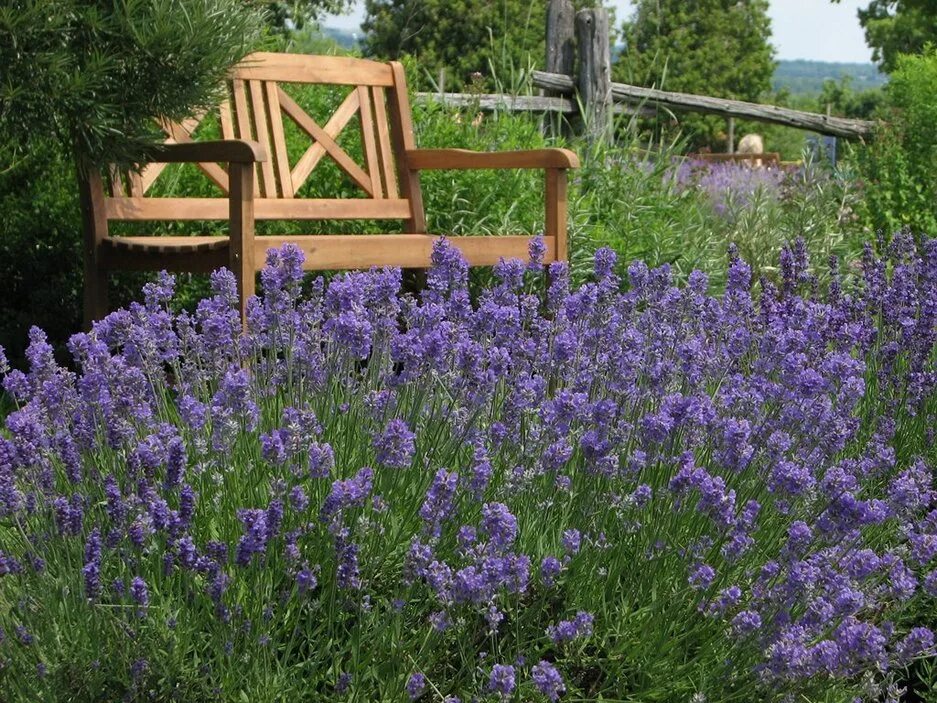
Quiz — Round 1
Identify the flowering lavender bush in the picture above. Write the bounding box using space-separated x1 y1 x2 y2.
672 159 789 216
665 158 862 289
1 235 935 701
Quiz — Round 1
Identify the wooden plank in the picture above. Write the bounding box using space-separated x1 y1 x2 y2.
233 52 395 86
79 170 111 327
229 162 256 329
371 87 398 199
105 197 412 221
546 0 576 79
545 169 569 262
101 236 229 254
220 95 235 139
358 85 383 198
231 78 260 195
107 166 124 197
387 61 426 233
531 70 875 139
157 127 234 193
249 80 277 197
414 92 652 117
151 138 265 164
415 92 576 113
576 8 612 142
407 148 579 170
289 89 360 192
99 246 228 273
278 87 373 196
128 172 144 197
253 234 557 270
265 81 294 198
139 162 169 194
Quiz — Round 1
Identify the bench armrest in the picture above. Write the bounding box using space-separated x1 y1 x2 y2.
405 148 579 171
148 139 267 164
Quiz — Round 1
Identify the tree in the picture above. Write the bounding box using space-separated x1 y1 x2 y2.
832 0 937 73
260 0 357 31
614 0 775 147
0 0 262 171
361 0 594 90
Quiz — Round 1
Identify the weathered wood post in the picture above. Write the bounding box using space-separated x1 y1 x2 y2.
728 117 735 153
545 0 575 138
576 6 612 143
546 0 575 82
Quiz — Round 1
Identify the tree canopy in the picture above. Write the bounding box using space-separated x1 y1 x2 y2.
259 0 357 31
0 0 261 170
360 0 593 90
615 0 775 101
613 0 775 147
833 0 937 73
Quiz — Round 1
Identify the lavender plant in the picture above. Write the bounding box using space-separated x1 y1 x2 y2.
0 235 935 701
669 159 863 289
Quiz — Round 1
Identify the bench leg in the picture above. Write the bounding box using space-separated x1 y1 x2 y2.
78 169 110 330
83 260 109 330
229 163 256 332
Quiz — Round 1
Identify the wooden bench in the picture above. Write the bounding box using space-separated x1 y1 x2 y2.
686 152 781 166
79 52 579 327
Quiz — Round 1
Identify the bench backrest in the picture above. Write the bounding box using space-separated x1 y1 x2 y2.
105 53 425 229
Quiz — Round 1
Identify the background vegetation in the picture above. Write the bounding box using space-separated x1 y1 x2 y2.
614 0 775 149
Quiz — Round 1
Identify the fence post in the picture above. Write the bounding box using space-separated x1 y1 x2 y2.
546 0 575 83
576 7 612 143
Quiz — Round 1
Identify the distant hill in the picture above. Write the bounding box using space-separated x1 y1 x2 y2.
318 30 885 98
321 26 360 49
773 59 887 95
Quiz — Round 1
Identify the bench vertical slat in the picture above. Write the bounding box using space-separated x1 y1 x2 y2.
387 62 426 233
265 81 294 198
220 89 235 140
231 78 261 196
249 80 277 198
128 172 144 198
371 87 398 199
107 167 123 197
358 85 384 198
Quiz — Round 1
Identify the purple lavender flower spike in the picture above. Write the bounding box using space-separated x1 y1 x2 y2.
374 418 416 469
405 672 426 700
532 661 565 701
130 576 149 607
488 664 516 696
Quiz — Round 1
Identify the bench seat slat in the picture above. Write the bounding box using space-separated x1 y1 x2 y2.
102 236 230 254
105 198 413 221
100 234 554 271
256 234 557 270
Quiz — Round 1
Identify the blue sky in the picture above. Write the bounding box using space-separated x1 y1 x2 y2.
322 0 873 64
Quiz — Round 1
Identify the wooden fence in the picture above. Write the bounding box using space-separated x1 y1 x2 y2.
413 0 875 144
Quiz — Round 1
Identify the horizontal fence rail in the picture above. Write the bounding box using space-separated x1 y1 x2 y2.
414 92 657 118
531 70 875 139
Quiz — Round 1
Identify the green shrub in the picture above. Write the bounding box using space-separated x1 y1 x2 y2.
854 46 937 238
0 0 261 170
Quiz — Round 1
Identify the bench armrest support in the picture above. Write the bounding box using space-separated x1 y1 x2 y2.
148 139 267 164
405 148 579 171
